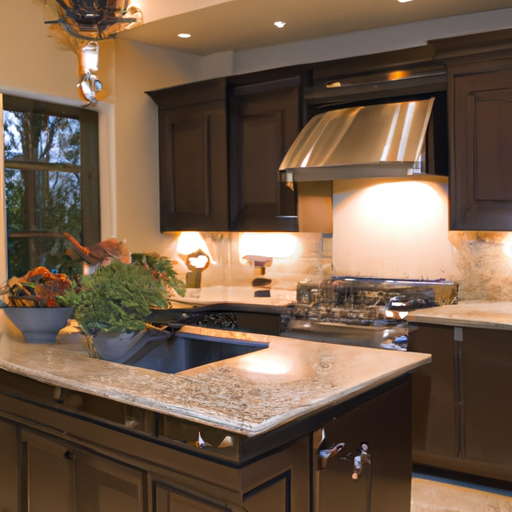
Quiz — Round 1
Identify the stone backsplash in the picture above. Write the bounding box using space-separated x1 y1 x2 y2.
162 229 512 304
449 231 512 301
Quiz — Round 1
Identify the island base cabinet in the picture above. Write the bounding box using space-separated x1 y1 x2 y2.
0 370 414 512
155 482 234 512
21 430 146 512
317 380 412 512
0 419 19 512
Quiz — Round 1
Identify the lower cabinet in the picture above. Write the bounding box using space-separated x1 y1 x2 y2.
409 323 512 483
0 371 412 512
317 379 412 512
154 482 233 512
0 419 19 512
21 430 146 512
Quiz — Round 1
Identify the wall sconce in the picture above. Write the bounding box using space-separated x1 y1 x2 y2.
41 0 143 106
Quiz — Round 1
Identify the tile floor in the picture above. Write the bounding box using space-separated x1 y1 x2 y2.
411 475 512 512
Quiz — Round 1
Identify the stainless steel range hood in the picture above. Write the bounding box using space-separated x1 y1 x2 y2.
280 98 434 183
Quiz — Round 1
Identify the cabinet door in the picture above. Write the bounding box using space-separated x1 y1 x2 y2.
75 450 146 512
0 419 19 512
22 430 146 512
317 380 412 512
230 81 300 231
461 328 512 479
154 482 233 512
450 66 512 230
21 431 74 512
157 102 229 232
408 324 458 463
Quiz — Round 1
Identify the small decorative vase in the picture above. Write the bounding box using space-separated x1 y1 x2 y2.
3 307 73 344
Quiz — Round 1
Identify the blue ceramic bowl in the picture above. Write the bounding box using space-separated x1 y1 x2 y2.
3 307 73 344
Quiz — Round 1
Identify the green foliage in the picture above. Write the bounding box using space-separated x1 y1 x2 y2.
4 110 82 277
58 261 170 336
131 252 186 298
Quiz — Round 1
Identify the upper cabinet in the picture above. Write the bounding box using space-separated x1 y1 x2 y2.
148 70 303 233
434 29 512 230
229 77 301 231
147 78 230 232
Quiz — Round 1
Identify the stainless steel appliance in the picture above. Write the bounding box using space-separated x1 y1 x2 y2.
146 277 457 355
281 277 458 350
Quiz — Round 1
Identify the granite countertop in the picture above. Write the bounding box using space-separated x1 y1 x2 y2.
407 300 512 330
0 310 430 437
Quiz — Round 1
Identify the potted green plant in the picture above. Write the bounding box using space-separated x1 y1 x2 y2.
0 267 74 343
58 255 185 361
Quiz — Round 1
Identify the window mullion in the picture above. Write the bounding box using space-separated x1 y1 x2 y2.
3 161 82 173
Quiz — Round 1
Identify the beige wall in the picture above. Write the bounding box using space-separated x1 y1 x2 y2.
2 1 512 288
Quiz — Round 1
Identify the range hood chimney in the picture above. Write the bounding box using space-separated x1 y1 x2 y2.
280 97 434 184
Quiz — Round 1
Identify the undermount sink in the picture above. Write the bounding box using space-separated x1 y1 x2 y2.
127 327 269 374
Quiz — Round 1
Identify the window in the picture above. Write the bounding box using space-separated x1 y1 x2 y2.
3 96 100 278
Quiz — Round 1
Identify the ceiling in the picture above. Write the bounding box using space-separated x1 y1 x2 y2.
119 0 512 56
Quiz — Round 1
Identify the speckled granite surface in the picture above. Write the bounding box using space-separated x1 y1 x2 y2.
0 310 429 436
407 301 512 330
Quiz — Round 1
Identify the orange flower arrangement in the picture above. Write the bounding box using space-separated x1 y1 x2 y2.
0 266 72 307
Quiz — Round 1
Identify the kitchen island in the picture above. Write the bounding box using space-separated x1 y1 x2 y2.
0 311 430 512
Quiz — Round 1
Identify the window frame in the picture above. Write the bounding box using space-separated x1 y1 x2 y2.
2 94 101 276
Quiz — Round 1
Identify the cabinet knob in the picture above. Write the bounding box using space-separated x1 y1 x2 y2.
63 449 75 460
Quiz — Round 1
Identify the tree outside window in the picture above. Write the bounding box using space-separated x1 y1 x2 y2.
3 96 100 278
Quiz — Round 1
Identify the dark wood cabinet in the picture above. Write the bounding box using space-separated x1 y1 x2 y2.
21 429 146 512
148 75 301 233
409 322 512 483
408 324 458 463
461 328 512 475
0 419 19 512
148 78 230 232
0 369 412 512
435 28 512 230
229 78 300 231
318 379 412 512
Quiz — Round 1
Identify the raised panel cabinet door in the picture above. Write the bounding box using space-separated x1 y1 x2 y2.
21 430 74 512
460 327 512 481
75 450 146 512
154 482 234 512
408 324 458 463
450 66 512 230
230 83 300 231
317 380 412 512
158 103 229 232
0 419 19 512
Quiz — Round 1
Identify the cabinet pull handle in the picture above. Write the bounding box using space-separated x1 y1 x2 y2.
63 450 75 460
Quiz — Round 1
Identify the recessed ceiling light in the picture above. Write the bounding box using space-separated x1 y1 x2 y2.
178 33 191 38
274 21 286 28
397 0 413 2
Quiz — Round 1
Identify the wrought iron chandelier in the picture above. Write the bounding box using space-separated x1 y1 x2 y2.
45 0 142 41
